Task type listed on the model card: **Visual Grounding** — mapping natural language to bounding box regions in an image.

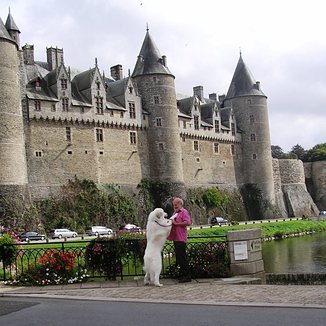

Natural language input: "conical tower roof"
[5,11,20,32]
[0,17,16,44]
[132,29,173,77]
[226,54,265,99]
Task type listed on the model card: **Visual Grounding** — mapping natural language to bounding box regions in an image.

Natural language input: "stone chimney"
[193,86,204,101]
[22,44,34,65]
[218,94,226,102]
[110,64,123,80]
[47,46,64,71]
[209,93,217,101]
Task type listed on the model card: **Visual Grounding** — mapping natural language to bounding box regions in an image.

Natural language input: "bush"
[0,227,20,266]
[85,235,146,279]
[166,242,230,278]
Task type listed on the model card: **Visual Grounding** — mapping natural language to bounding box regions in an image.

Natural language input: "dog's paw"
[170,213,178,220]
[154,283,163,287]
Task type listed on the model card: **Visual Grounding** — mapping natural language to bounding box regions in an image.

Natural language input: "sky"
[1,0,325,152]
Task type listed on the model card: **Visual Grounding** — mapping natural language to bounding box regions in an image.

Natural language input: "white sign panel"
[234,241,248,261]
[250,239,262,252]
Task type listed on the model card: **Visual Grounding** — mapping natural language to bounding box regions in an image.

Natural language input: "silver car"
[48,228,78,239]
[86,226,113,236]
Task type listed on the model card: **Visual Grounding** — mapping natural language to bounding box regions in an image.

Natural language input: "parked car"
[48,228,78,239]
[319,211,326,216]
[118,224,142,234]
[210,217,229,226]
[19,231,46,242]
[86,226,113,236]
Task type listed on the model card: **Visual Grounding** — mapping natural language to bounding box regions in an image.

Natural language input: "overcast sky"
[1,0,325,151]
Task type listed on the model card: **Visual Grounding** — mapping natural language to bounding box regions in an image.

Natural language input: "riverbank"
[188,219,326,239]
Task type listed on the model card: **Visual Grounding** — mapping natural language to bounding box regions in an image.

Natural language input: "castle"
[0,11,320,218]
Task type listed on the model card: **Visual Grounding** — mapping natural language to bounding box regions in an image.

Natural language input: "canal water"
[262,232,326,273]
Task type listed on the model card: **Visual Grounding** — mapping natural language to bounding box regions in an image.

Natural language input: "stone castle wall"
[304,161,326,210]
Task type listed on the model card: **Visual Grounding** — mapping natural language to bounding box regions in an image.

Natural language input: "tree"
[305,143,326,162]
[202,187,231,218]
[290,144,307,161]
[271,145,284,158]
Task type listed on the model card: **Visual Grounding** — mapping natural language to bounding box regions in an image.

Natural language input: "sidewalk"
[2,277,326,308]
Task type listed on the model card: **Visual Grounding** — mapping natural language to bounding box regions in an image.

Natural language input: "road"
[0,297,325,326]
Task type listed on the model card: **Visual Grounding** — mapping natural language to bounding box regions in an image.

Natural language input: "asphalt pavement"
[1,276,326,309]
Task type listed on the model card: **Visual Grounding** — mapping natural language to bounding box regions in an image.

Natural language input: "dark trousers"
[174,241,191,279]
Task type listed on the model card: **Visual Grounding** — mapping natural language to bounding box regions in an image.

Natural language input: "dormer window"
[96,96,104,115]
[96,81,101,90]
[194,116,199,130]
[61,78,67,90]
[231,123,235,136]
[34,100,41,111]
[215,120,220,133]
[62,98,69,111]
[128,86,133,94]
[129,102,136,119]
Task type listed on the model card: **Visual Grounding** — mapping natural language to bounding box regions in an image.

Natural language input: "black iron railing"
[1,235,229,283]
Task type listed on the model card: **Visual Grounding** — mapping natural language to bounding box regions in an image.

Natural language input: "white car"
[48,228,78,239]
[86,226,113,236]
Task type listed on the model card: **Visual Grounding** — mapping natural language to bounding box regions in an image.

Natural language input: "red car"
[118,224,142,234]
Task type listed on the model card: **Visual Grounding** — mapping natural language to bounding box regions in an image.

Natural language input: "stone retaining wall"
[266,273,326,285]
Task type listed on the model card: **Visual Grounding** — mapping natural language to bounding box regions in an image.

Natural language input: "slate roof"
[5,12,20,32]
[0,17,15,44]
[226,54,265,99]
[132,30,173,77]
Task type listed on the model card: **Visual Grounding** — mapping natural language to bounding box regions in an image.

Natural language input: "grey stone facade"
[0,12,320,218]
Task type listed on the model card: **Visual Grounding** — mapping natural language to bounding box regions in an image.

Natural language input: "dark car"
[319,211,326,216]
[210,217,229,226]
[19,231,46,242]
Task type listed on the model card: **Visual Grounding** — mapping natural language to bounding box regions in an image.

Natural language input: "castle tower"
[223,54,275,206]
[0,17,28,199]
[132,29,185,198]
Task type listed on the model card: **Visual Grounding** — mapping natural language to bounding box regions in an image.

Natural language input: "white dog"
[143,208,173,287]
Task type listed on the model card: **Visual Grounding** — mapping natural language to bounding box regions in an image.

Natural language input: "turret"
[132,29,185,199]
[223,54,275,209]
[5,9,20,48]
[0,16,29,199]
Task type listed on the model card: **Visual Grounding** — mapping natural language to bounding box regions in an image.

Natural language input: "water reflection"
[262,232,326,273]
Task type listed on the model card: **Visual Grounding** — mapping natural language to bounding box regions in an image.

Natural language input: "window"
[156,117,162,126]
[231,123,235,136]
[250,115,255,123]
[253,154,257,160]
[120,112,124,118]
[34,100,41,111]
[62,98,69,111]
[154,95,160,104]
[130,131,137,144]
[214,142,219,153]
[143,114,146,121]
[51,104,56,112]
[181,135,186,142]
[61,78,67,90]
[158,142,164,151]
[196,157,201,163]
[67,151,72,155]
[250,133,256,141]
[247,99,252,104]
[80,107,85,113]
[129,102,136,119]
[194,116,199,130]
[110,110,114,117]
[96,81,101,90]
[183,121,187,129]
[194,140,199,151]
[35,151,42,157]
[95,96,103,115]
[96,128,103,142]
[66,127,71,142]
[231,144,235,155]
[153,76,157,84]
[215,120,220,133]
[128,86,133,94]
